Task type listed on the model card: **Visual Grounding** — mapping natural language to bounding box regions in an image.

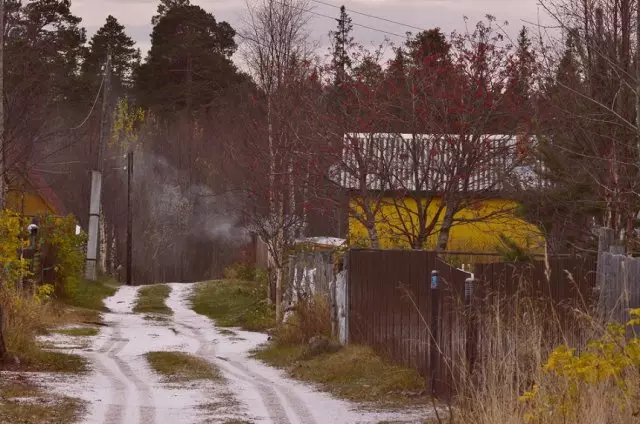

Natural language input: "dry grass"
[146,351,220,382]
[0,376,86,424]
[436,285,640,424]
[252,295,427,407]
[254,344,427,406]
[0,276,116,372]
[274,295,332,345]
[1,288,89,372]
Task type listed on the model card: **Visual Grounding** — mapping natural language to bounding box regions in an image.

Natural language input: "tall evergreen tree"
[83,15,141,94]
[330,5,353,87]
[136,4,242,116]
[405,28,450,69]
[152,0,190,25]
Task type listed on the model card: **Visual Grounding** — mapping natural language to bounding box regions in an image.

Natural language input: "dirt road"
[29,283,434,424]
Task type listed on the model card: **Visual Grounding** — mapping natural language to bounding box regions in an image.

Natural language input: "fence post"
[597,227,615,288]
[430,270,441,397]
[344,252,350,345]
[464,277,478,377]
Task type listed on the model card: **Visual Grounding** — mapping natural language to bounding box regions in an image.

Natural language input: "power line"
[70,74,105,130]
[309,0,424,32]
[274,0,406,39]
[25,70,109,171]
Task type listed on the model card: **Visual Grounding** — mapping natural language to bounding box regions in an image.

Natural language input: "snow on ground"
[167,282,435,424]
[4,283,436,424]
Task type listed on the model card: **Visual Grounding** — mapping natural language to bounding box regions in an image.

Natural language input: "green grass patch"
[146,351,220,382]
[190,280,275,332]
[22,350,88,373]
[51,327,99,337]
[0,378,85,424]
[133,284,172,315]
[59,276,118,312]
[253,344,427,406]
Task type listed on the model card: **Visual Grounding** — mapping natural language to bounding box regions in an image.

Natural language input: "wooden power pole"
[85,52,111,281]
[126,150,133,285]
[0,0,6,210]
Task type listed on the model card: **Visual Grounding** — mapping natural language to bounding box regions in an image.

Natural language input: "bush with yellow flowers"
[520,310,640,423]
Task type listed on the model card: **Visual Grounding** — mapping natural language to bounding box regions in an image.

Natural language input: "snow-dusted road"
[33,283,434,424]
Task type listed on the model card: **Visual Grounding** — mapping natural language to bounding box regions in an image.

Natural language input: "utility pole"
[126,150,133,286]
[0,0,6,210]
[85,52,111,281]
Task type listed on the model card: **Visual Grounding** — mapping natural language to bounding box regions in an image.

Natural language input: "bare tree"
[239,0,314,322]
[536,0,640,250]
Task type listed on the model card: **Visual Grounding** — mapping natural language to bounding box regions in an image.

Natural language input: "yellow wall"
[6,190,55,217]
[348,196,544,252]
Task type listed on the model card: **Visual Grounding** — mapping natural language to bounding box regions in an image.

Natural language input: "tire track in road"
[108,326,156,424]
[171,319,291,424]
[167,284,318,424]
[90,300,157,424]
[91,326,127,424]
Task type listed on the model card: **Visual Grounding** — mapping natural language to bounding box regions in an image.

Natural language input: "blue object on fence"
[431,270,440,289]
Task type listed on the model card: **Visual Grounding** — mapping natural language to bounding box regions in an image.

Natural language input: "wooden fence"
[597,228,640,324]
[347,249,598,398]
[347,249,471,397]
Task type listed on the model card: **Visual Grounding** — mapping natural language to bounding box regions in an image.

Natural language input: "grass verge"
[58,276,118,314]
[190,280,275,332]
[51,327,99,337]
[0,376,86,424]
[1,285,91,373]
[253,344,426,406]
[20,349,88,373]
[146,351,220,382]
[133,284,172,315]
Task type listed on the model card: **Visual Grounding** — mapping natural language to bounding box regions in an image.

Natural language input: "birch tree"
[240,0,313,322]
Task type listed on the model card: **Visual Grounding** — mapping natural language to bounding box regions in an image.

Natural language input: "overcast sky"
[70,0,554,66]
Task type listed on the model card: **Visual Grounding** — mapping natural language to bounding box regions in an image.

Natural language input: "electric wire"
[309,0,424,32]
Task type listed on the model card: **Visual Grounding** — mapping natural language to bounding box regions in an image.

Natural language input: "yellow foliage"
[0,211,31,287]
[110,96,145,151]
[348,196,544,252]
[522,314,640,423]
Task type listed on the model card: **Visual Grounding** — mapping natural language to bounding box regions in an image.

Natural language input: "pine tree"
[152,0,190,25]
[83,15,141,94]
[136,4,243,115]
[405,28,450,69]
[330,5,353,87]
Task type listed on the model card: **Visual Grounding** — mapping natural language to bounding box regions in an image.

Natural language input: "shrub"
[37,215,86,299]
[0,211,31,288]
[519,310,640,423]
[223,262,257,281]
[273,294,332,346]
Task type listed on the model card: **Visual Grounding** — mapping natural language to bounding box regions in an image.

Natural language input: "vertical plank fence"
[347,249,598,398]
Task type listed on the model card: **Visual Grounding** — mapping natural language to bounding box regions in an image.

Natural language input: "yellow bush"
[0,211,31,288]
[521,309,640,423]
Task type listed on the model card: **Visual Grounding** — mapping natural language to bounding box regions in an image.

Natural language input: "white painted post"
[85,171,102,280]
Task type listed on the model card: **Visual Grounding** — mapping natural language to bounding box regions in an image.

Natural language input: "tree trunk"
[436,203,455,252]
[0,304,7,363]
[275,263,284,324]
[366,224,379,249]
[275,187,285,323]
